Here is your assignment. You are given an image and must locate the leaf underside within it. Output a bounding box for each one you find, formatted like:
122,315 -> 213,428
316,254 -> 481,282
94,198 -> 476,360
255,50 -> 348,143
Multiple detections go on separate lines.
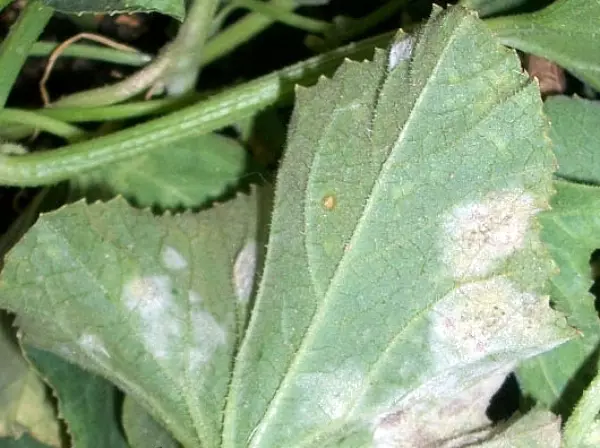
223,5 -> 570,448
42,0 -> 185,20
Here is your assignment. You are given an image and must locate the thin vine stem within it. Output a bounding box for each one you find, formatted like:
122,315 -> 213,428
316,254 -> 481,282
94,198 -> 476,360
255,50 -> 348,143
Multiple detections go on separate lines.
0,109 -> 88,142
0,32 -> 393,186
0,1 -> 53,107
30,41 -> 152,66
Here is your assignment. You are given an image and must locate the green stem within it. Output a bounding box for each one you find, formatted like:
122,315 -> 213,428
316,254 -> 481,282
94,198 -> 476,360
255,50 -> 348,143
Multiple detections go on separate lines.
0,1 -> 53,107
232,0 -> 330,33
563,372 -> 600,447
49,0 -> 219,107
0,109 -> 87,142
340,0 -> 407,41
161,0 -> 221,95
30,41 -> 152,66
0,32 -> 392,186
183,0 -> 297,67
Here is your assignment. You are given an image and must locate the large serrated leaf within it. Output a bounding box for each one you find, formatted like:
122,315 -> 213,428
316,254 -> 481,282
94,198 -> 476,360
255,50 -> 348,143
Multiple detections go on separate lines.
223,6 -> 570,447
70,133 -> 247,209
486,0 -> 600,90
0,314 -> 60,448
42,0 -> 185,20
23,346 -> 128,448
0,191 -> 261,448
517,181 -> 600,415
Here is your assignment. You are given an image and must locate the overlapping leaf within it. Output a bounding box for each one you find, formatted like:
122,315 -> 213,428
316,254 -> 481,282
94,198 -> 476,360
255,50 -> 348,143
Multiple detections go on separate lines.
517,181 -> 600,415
42,0 -> 185,20
223,6 -> 570,447
0,314 -> 60,447
23,347 -> 128,448
0,190 -> 261,447
545,96 -> 600,185
486,0 -> 600,90
70,133 -> 247,209
459,0 -> 531,17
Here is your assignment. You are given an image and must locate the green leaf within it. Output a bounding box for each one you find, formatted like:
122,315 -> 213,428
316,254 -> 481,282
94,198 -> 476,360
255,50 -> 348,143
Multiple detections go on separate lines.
0,433 -> 54,448
23,346 -> 128,448
42,0 -> 185,20
70,133 -> 247,209
486,0 -> 600,90
516,180 -> 600,415
223,6 -> 570,447
122,395 -> 180,448
0,313 -> 60,447
481,408 -> 561,447
544,96 -> 600,185
0,190 -> 261,448
460,0 -> 530,17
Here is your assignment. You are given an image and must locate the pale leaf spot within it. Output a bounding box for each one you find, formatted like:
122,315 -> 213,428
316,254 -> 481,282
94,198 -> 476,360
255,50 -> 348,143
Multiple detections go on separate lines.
188,290 -> 203,305
188,311 -> 227,370
388,35 -> 414,70
161,246 -> 187,270
78,333 -> 110,359
233,241 -> 257,302
122,276 -> 182,361
441,190 -> 539,279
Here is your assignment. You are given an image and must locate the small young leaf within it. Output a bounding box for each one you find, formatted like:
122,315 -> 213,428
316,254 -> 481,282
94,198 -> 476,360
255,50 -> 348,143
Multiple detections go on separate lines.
223,6 -> 570,447
544,96 -> 600,185
122,395 -> 180,448
70,133 -> 247,209
0,314 -> 60,447
0,190 -> 261,448
487,0 -> 600,90
517,181 -> 600,415
23,346 -> 128,448
42,0 -> 185,20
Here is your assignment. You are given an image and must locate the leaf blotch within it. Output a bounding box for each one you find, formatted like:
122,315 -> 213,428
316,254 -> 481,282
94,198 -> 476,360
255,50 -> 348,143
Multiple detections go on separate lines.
322,195 -> 336,211
233,241 -> 257,303
441,190 -> 539,279
161,246 -> 188,271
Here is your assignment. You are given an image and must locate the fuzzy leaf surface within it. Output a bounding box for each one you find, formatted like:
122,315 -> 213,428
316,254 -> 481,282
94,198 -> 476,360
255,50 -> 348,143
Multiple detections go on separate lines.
42,0 -> 184,20
517,181 -> 600,415
481,408 -> 561,447
0,192 -> 260,448
23,346 -> 128,448
544,96 -> 600,185
0,314 -> 60,447
122,396 -> 180,448
487,0 -> 600,90
70,133 -> 247,209
223,6 -> 570,447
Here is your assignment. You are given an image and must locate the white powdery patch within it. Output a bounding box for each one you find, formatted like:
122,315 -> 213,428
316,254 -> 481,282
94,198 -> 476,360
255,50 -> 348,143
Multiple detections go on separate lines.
161,246 -> 188,271
441,190 -> 539,279
122,275 -> 182,361
188,290 -> 203,305
388,35 -> 414,70
233,240 -> 257,302
428,277 -> 559,368
188,310 -> 227,371
78,333 -> 111,360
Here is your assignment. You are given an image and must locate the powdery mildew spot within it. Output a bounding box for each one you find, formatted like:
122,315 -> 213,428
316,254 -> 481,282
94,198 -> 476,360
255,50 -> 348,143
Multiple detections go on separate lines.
122,275 -> 182,361
388,35 -> 414,70
428,277 -> 558,367
441,190 -> 539,279
78,333 -> 110,359
233,240 -> 257,302
188,310 -> 227,371
161,246 -> 188,271
122,276 -> 227,368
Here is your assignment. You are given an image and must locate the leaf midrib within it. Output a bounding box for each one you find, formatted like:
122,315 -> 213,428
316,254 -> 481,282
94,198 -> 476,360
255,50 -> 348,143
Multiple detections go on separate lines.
247,14 -> 472,447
